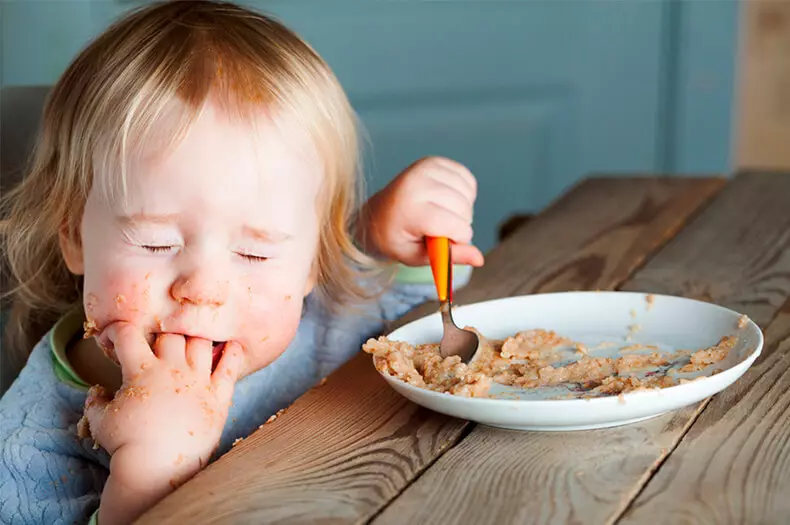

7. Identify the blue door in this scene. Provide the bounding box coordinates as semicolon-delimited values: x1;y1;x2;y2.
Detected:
2;0;739;253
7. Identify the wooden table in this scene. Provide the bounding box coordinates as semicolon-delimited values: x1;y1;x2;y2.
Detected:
138;172;790;524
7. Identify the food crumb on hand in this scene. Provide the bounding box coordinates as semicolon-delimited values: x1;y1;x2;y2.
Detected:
76;415;91;439
117;385;150;401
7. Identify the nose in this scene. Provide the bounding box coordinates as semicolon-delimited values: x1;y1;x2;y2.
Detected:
170;269;229;307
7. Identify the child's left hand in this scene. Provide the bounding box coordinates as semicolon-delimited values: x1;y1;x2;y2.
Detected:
358;156;485;267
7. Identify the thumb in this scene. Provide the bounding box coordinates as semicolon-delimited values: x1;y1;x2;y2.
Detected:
211;342;244;405
451;243;485;267
81;385;111;450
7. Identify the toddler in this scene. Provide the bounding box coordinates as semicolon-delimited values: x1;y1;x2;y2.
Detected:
0;2;484;524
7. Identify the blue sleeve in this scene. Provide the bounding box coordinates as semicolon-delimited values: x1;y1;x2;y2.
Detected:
0;337;109;525
310;264;472;377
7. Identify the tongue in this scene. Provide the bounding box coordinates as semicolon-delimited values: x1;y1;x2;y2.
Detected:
211;342;226;371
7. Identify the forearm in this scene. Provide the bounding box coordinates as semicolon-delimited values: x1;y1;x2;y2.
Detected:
98;449;196;524
98;474;167;524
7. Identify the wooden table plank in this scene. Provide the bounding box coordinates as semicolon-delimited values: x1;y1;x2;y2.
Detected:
137;177;724;524
372;172;790;525
622;172;790;328
617;299;790;524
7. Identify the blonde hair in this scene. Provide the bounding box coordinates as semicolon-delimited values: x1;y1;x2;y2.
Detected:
0;0;388;363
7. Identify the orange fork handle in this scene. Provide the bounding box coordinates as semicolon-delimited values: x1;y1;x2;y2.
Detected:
426;236;452;303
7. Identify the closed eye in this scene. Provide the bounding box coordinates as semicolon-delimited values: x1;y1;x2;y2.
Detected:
237;253;268;263
143;245;176;254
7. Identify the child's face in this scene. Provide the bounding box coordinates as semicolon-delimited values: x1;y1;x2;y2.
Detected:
62;99;323;377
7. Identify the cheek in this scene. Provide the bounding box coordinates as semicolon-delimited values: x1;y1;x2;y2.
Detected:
240;289;304;372
242;282;300;330
83;268;155;327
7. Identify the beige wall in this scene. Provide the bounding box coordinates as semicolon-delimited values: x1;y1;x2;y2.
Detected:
736;0;790;170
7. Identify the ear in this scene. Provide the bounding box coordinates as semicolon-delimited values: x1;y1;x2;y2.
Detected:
59;221;85;275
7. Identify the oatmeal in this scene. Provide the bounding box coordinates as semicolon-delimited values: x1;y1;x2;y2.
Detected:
500;329;572;362
363;325;739;400
645;294;655;310
363;336;492;397
678;335;736;373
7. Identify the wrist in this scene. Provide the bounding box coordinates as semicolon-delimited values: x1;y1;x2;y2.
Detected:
99;448;202;524
353;200;388;261
99;471;173;525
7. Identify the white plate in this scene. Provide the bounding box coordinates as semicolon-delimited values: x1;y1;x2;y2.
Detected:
376;291;763;431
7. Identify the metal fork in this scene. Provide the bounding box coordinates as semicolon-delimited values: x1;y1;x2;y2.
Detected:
425;236;480;363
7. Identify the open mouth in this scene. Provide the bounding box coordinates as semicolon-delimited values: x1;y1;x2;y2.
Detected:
212;341;226;372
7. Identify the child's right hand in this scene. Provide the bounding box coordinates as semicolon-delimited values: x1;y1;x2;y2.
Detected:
83;323;243;524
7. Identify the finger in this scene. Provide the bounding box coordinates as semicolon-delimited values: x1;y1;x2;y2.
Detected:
420;204;475;245
426;184;474;223
427;157;477;198
82;385;111;447
422;168;476;208
100;322;156;380
451;243;485;267
154;333;187;365
185;337;212;374
211;341;243;404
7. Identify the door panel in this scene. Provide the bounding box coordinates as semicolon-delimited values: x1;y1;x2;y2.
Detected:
0;0;739;252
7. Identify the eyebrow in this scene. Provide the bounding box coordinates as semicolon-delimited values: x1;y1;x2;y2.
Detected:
242;225;293;243
117;214;292;242
117;213;180;225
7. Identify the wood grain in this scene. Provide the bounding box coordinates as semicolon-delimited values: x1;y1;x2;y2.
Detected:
136;177;724;525
622;172;790;327
616;302;790;524
372;172;790;525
